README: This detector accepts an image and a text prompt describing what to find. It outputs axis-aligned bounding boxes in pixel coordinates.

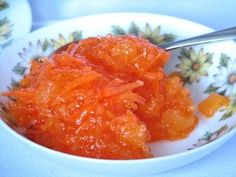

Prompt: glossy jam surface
[198,93,229,118]
[72,35,198,140]
[2,35,198,159]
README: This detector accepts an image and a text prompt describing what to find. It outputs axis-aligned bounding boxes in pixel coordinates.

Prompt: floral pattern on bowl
[2,21,236,153]
[188,124,235,150]
[176,47,213,83]
[112,22,176,45]
[204,53,236,120]
[12,31,82,79]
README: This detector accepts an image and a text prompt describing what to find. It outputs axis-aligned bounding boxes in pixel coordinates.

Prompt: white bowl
[1,13,236,176]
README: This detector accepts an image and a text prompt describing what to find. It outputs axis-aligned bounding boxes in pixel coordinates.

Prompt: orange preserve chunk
[2,35,199,159]
[138,76,198,140]
[68,35,198,141]
[69,34,169,78]
[198,93,230,118]
[3,54,151,159]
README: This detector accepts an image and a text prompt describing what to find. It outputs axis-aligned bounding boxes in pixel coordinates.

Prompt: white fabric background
[1,0,236,177]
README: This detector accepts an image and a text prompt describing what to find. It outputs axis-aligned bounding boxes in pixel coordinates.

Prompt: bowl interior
[0,13,236,159]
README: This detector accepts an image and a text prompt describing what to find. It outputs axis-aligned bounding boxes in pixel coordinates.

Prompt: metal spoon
[159,26,236,50]
[52,26,236,55]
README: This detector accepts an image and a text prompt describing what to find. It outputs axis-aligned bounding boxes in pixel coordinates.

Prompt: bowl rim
[1,12,214,47]
[0,12,235,164]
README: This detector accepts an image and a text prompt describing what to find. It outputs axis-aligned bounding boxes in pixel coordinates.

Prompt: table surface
[1,1,236,177]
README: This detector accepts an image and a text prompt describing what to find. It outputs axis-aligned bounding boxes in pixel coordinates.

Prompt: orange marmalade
[2,35,198,159]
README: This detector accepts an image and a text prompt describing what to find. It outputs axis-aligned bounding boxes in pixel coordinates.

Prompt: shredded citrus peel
[2,35,198,159]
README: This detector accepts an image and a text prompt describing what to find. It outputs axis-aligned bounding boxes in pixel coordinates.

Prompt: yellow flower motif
[176,47,213,83]
[112,22,176,45]
[51,34,67,49]
[139,23,176,45]
[0,17,12,42]
[51,31,82,49]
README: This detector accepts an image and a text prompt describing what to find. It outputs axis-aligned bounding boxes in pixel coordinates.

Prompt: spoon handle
[159,27,236,50]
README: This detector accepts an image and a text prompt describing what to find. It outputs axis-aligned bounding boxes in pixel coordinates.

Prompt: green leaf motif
[0,0,9,10]
[7,78,20,90]
[112,25,126,35]
[51,31,82,49]
[180,47,191,58]
[163,33,177,43]
[72,31,82,41]
[142,23,153,37]
[201,131,213,141]
[42,39,51,52]
[128,22,140,36]
[204,85,218,94]
[0,38,13,49]
[188,124,229,150]
[216,124,228,135]
[202,124,228,141]
[221,112,233,121]
[12,63,27,76]
[219,53,230,67]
